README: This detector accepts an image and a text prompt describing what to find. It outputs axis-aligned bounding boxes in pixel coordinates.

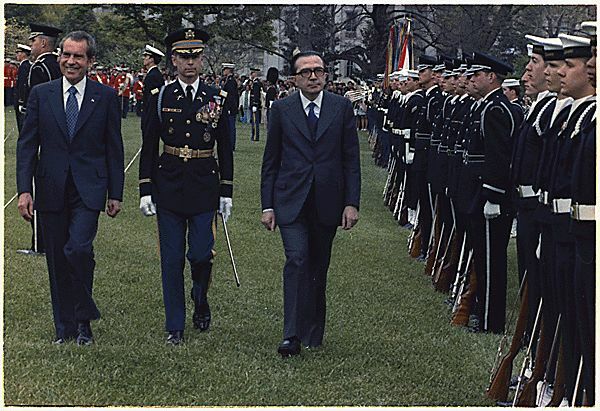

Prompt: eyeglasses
[295,67,326,78]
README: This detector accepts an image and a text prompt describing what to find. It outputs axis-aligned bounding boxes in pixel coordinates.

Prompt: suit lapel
[315,91,340,141]
[284,92,312,141]
[48,80,69,140]
[73,81,101,137]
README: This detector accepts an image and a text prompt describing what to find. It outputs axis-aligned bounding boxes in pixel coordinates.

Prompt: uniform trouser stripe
[485,219,491,330]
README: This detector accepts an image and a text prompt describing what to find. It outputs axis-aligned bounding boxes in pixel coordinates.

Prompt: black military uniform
[465,52,520,334]
[14,44,32,132]
[400,84,425,213]
[249,68,262,141]
[18,24,63,256]
[139,28,234,345]
[220,63,239,150]
[141,44,165,131]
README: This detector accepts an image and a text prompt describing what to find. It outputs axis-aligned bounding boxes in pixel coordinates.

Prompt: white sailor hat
[389,70,401,80]
[525,35,564,60]
[406,69,420,79]
[525,35,548,58]
[16,44,31,53]
[502,78,520,88]
[558,34,592,59]
[526,44,534,57]
[143,44,165,57]
[397,70,409,81]
[222,62,235,69]
[581,21,597,47]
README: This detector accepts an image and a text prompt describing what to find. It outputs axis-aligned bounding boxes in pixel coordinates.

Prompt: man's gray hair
[59,31,97,59]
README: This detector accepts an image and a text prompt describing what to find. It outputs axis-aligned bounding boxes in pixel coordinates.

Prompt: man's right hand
[261,210,276,231]
[17,193,34,222]
[139,195,156,216]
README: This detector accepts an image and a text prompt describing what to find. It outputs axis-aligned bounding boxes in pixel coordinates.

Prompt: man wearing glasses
[260,50,361,357]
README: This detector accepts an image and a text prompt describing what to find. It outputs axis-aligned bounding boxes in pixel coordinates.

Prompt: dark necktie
[307,102,318,139]
[186,85,194,103]
[66,86,79,139]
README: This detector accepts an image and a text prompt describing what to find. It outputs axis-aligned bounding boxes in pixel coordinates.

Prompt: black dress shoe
[193,302,211,332]
[277,337,301,357]
[166,330,184,345]
[76,322,94,346]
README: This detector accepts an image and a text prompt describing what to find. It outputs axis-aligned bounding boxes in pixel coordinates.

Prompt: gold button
[185,132,191,137]
[186,120,191,124]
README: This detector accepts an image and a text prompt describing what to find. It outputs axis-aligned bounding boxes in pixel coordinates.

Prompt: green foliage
[4,108,519,406]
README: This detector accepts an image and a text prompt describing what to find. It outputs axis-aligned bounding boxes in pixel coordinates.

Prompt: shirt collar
[177,77,200,97]
[62,76,86,97]
[482,86,501,102]
[299,90,323,111]
[568,94,596,121]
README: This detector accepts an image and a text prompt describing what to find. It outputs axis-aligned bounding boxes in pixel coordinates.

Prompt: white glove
[483,201,501,220]
[139,195,156,216]
[406,152,415,164]
[536,234,542,259]
[252,106,257,113]
[219,197,232,223]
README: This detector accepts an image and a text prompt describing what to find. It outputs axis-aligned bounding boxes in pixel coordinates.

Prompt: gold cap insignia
[185,29,194,40]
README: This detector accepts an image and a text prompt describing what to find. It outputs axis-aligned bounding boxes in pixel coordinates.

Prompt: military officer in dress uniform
[465,52,520,334]
[138,28,234,345]
[249,67,262,141]
[141,44,165,129]
[220,63,239,150]
[14,43,32,132]
[501,78,525,112]
[16,23,63,257]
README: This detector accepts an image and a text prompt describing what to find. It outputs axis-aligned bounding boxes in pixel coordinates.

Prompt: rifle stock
[450,258,477,326]
[423,216,442,275]
[516,315,552,406]
[409,226,422,258]
[486,282,530,401]
[433,225,456,293]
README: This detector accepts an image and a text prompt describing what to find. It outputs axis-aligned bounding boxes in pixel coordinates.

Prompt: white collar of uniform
[148,65,158,72]
[460,93,470,101]
[177,77,200,98]
[482,86,501,102]
[62,76,86,97]
[568,94,596,121]
[35,51,54,63]
[299,90,323,112]
[425,84,438,96]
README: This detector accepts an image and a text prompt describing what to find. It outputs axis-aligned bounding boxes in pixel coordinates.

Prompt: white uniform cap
[143,44,165,57]
[502,78,520,88]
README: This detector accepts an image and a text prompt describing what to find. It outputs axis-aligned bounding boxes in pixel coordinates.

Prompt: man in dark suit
[260,50,361,357]
[220,63,239,151]
[138,28,234,345]
[14,43,32,132]
[249,67,262,141]
[16,30,125,345]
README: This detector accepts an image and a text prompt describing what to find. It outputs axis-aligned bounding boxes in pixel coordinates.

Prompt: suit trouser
[251,109,261,141]
[39,174,101,339]
[573,234,595,405]
[15,108,25,133]
[156,207,215,332]
[278,190,338,347]
[470,211,512,333]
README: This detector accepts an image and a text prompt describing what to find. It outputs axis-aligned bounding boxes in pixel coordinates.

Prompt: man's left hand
[219,197,233,223]
[106,199,122,218]
[341,206,359,230]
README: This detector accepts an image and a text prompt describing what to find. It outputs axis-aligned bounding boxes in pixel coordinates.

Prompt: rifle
[512,298,543,406]
[221,214,241,287]
[448,232,467,304]
[515,314,553,406]
[392,169,406,218]
[433,200,457,292]
[450,251,476,327]
[546,337,566,406]
[451,247,472,314]
[424,222,444,276]
[572,356,584,407]
[536,314,561,406]
[423,194,441,274]
[382,154,395,201]
[408,203,421,258]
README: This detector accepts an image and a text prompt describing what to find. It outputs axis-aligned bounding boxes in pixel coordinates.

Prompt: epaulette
[151,88,160,95]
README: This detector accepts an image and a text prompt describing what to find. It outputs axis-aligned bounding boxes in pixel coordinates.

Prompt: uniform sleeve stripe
[139,178,151,184]
[220,180,233,185]
[483,183,505,194]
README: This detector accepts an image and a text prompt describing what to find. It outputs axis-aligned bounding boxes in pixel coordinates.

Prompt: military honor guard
[220,62,239,150]
[141,44,165,128]
[249,67,262,141]
[14,43,32,132]
[138,28,234,345]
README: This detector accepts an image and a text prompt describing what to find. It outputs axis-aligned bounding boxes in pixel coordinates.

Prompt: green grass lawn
[3,107,519,406]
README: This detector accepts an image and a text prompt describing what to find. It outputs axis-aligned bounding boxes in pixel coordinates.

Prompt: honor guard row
[374,20,596,407]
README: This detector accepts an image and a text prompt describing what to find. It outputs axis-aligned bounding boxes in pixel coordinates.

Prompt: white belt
[518,185,538,198]
[391,128,402,135]
[551,198,572,214]
[539,191,550,205]
[571,204,597,221]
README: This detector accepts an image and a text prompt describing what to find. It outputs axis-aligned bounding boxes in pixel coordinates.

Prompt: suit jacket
[16,78,125,212]
[261,90,361,226]
[14,59,31,111]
